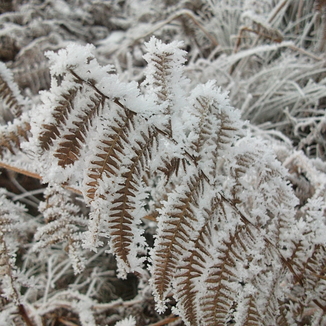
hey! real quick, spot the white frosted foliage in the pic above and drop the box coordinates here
[115,316,136,326]
[8,34,325,326]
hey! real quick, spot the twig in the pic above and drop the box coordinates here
[268,0,289,24]
[147,315,180,326]
[0,160,82,195]
[18,304,35,326]
[133,9,219,47]
[0,161,42,180]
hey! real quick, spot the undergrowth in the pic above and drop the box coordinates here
[0,1,326,325]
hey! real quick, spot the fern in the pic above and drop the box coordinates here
[0,62,23,118]
[0,5,326,323]
[33,183,87,274]
[23,37,326,326]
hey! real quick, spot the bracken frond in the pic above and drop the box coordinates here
[34,183,87,274]
[172,196,215,325]
[9,45,51,94]
[84,102,136,203]
[84,101,157,275]
[38,85,82,152]
[151,170,204,310]
[191,85,242,179]
[0,63,24,118]
[0,118,30,158]
[53,90,104,167]
[108,126,154,272]
[199,223,257,325]
[282,243,326,322]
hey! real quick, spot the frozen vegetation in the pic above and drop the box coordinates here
[0,1,326,325]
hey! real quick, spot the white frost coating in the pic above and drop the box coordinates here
[115,316,136,326]
[16,36,325,326]
[142,36,192,148]
[0,62,30,116]
[74,299,97,326]
[45,43,114,80]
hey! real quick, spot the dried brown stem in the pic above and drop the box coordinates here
[147,315,180,326]
[18,304,35,326]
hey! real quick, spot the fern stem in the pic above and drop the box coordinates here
[132,9,219,47]
[18,304,35,326]
[0,161,42,180]
[0,160,82,195]
[147,316,180,326]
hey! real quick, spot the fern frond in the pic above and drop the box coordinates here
[0,190,27,304]
[228,137,298,236]
[8,41,52,94]
[190,81,242,179]
[171,197,214,325]
[53,89,104,167]
[33,184,87,274]
[37,84,82,152]
[83,103,135,203]
[151,169,205,311]
[201,231,255,324]
[143,37,187,107]
[142,37,189,137]
[280,244,326,325]
[0,116,30,158]
[84,103,156,276]
[171,195,259,326]
[0,62,26,118]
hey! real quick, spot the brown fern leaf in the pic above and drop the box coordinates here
[84,102,156,275]
[227,138,298,242]
[143,38,188,137]
[151,53,173,104]
[0,119,30,158]
[242,297,261,326]
[151,170,204,310]
[172,200,215,325]
[285,243,326,322]
[0,64,24,118]
[84,102,136,203]
[9,45,51,94]
[34,184,87,274]
[199,223,257,325]
[54,91,104,167]
[109,127,155,268]
[157,156,185,179]
[192,92,241,179]
[194,95,240,149]
[173,194,279,326]
[38,86,81,151]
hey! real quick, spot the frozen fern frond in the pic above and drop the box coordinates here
[189,81,243,180]
[0,62,30,158]
[34,183,87,274]
[0,115,30,158]
[83,105,153,277]
[0,62,25,119]
[21,37,326,325]
[0,189,26,304]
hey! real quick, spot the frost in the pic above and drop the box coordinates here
[1,4,326,325]
[115,316,136,326]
